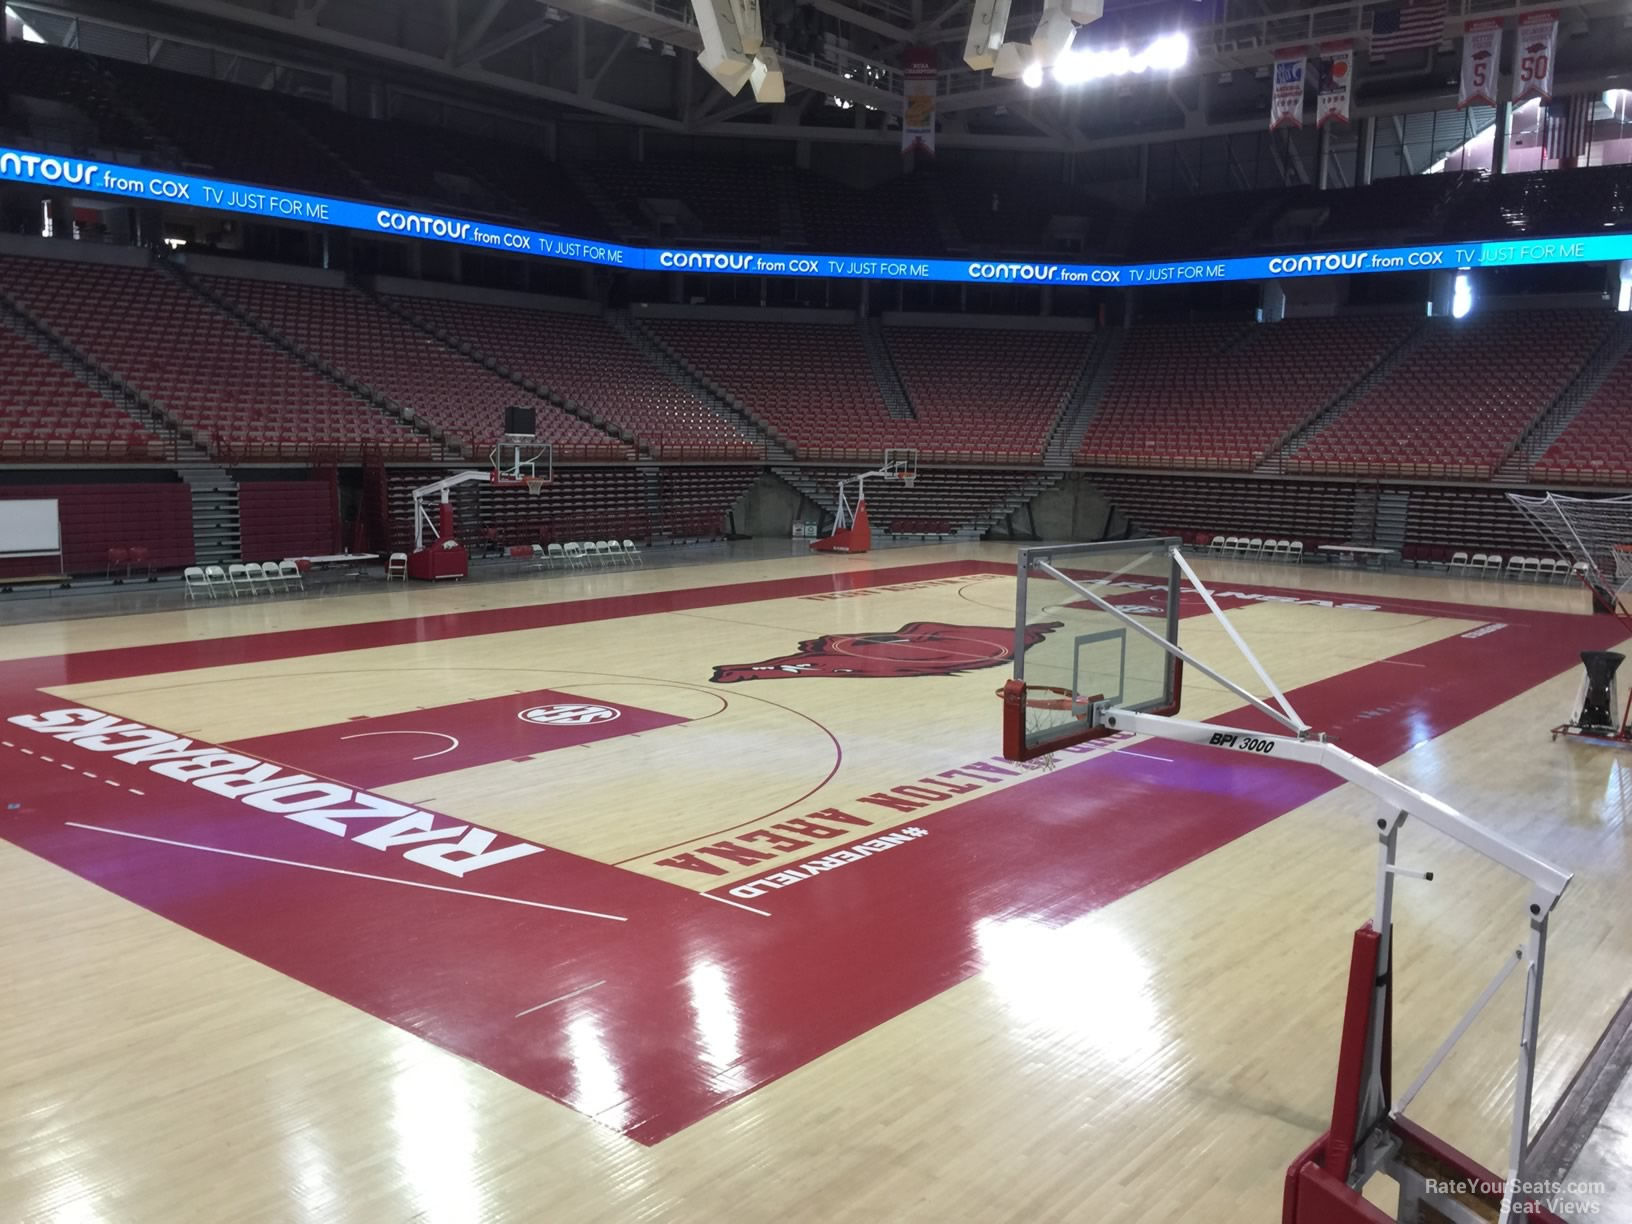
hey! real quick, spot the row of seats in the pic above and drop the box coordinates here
[652,320,1088,462]
[6,240,1629,483]
[787,467,1048,537]
[1206,537,1306,562]
[1290,312,1611,480]
[1536,334,1632,484]
[379,467,750,552]
[1095,474,1360,544]
[1079,317,1415,472]
[1447,553,1578,581]
[0,322,163,462]
[494,540,645,571]
[201,276,628,461]
[184,560,306,599]
[0,256,428,463]
[386,296,756,459]
[1397,486,1551,558]
[4,246,1630,486]
[888,328,1082,463]
[1099,476,1564,573]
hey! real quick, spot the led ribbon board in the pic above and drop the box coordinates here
[4,146,1627,287]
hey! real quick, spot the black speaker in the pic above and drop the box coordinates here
[1579,650,1624,731]
[504,404,536,437]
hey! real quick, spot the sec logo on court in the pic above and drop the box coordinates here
[710,621,1061,683]
[518,704,622,726]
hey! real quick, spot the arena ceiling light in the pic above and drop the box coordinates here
[1031,32,1191,87]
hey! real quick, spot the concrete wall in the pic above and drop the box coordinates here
[881,312,1095,332]
[1024,474,1115,541]
[633,302,855,325]
[371,275,595,314]
[180,252,344,287]
[732,471,814,537]
[0,233,149,266]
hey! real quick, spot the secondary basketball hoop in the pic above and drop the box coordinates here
[998,537,1575,1224]
[489,436,554,487]
[883,447,918,487]
[811,447,919,555]
[1508,491,1632,632]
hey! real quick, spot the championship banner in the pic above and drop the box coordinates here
[1514,11,1557,104]
[1271,47,1306,130]
[902,47,937,156]
[1459,19,1501,109]
[1315,42,1353,126]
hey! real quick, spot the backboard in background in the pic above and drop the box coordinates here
[1002,538,1183,761]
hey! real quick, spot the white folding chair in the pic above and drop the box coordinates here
[564,542,584,568]
[1483,554,1504,576]
[183,566,213,600]
[226,563,256,597]
[603,540,627,566]
[1246,537,1263,557]
[546,543,566,570]
[1448,551,1469,574]
[623,538,643,566]
[1288,541,1304,564]
[204,564,233,597]
[278,560,305,591]
[386,552,408,581]
[243,562,270,594]
[1520,556,1541,582]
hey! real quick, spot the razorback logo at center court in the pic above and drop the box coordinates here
[710,621,1061,683]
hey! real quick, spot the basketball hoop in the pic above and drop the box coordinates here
[999,681,1087,713]
[999,680,1100,769]
[524,477,546,497]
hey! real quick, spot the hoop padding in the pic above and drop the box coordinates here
[1281,922,1565,1224]
[999,679,1114,761]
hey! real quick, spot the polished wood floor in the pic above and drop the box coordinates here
[3,541,1629,1223]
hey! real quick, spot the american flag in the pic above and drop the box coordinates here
[1544,94,1594,162]
[1370,0,1447,53]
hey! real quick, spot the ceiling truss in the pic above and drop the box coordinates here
[18,0,1632,157]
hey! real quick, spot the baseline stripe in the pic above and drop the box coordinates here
[63,823,628,921]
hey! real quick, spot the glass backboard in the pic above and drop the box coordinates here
[1002,538,1182,761]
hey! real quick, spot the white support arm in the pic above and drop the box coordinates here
[1097,710,1572,907]
[411,469,493,549]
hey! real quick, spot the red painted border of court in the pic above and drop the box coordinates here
[0,561,1623,1143]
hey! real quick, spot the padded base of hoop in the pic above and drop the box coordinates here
[812,501,871,554]
[407,545,468,581]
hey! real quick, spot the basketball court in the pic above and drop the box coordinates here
[4,540,1631,1221]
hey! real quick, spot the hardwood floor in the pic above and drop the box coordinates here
[2,542,1626,1223]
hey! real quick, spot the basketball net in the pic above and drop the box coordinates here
[1508,492,1632,630]
[999,682,1086,771]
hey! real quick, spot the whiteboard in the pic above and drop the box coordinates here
[0,499,62,558]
